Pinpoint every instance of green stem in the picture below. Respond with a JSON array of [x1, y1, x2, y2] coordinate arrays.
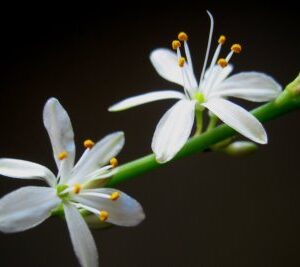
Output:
[[206, 114, 219, 132], [194, 108, 203, 136], [107, 75, 300, 187]]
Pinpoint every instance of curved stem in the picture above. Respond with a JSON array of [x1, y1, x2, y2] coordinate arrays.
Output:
[[194, 108, 203, 136], [107, 74, 300, 187], [206, 114, 218, 132]]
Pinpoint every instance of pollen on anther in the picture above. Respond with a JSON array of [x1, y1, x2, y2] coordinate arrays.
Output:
[[73, 184, 82, 194], [178, 57, 185, 67], [172, 40, 181, 50], [178, 32, 188, 41], [84, 139, 95, 149], [217, 58, 228, 68], [99, 211, 109, 222], [231, 44, 242, 53], [218, 35, 226, 44], [110, 191, 120, 201], [110, 157, 118, 168], [58, 151, 68, 160]]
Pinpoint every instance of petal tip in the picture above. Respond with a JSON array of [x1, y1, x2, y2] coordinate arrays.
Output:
[[108, 105, 118, 112], [154, 154, 171, 164]]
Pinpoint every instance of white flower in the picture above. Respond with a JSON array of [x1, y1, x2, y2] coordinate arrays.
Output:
[[109, 12, 282, 163], [0, 98, 145, 267]]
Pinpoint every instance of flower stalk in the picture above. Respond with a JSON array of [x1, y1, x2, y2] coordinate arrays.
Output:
[[194, 108, 203, 136]]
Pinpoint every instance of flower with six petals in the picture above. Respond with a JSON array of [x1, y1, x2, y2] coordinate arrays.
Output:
[[109, 12, 282, 163], [0, 98, 145, 267]]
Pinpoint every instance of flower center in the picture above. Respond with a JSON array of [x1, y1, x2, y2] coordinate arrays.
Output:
[[56, 184, 70, 199], [194, 92, 205, 104]]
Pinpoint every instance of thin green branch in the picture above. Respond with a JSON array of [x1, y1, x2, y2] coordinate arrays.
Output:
[[107, 73, 300, 187]]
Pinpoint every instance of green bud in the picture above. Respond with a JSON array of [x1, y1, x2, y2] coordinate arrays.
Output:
[[276, 72, 300, 105], [223, 141, 258, 157]]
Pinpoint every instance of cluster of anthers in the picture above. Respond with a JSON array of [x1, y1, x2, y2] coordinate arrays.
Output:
[[57, 139, 120, 222], [171, 31, 242, 101]]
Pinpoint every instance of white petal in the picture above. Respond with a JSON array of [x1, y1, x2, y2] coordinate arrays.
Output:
[[0, 186, 60, 233], [0, 158, 56, 187], [43, 98, 75, 180], [202, 98, 267, 144], [74, 188, 145, 227], [209, 72, 282, 102], [150, 48, 183, 86], [151, 99, 195, 163], [71, 132, 124, 184], [150, 48, 197, 88], [108, 90, 185, 111], [202, 65, 233, 96], [64, 203, 98, 267]]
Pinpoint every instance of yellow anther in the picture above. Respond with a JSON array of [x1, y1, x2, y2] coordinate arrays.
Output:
[[178, 32, 188, 41], [84, 139, 95, 149], [110, 157, 118, 168], [99, 211, 109, 222], [73, 184, 82, 194], [231, 44, 242, 53], [110, 191, 120, 201], [58, 151, 68, 160], [218, 35, 226, 44], [172, 40, 181, 50], [217, 58, 228, 68], [178, 57, 185, 67]]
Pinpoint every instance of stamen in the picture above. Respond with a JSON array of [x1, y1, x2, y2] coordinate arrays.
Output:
[[110, 191, 120, 201], [199, 11, 214, 84], [172, 40, 181, 50], [83, 139, 95, 149], [174, 42, 192, 98], [73, 184, 82, 194], [231, 44, 242, 53], [99, 211, 109, 222], [110, 157, 118, 168], [217, 58, 228, 68], [58, 151, 68, 160], [218, 35, 226, 44], [178, 32, 188, 41], [201, 35, 226, 94], [178, 57, 186, 67]]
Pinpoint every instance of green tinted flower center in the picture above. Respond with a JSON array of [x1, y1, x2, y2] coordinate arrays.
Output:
[[56, 184, 70, 200], [194, 92, 205, 104]]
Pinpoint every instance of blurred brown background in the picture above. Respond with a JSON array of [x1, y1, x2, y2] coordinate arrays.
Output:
[[0, 2, 299, 267]]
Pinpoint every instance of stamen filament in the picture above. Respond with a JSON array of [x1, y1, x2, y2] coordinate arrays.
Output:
[[199, 11, 214, 86], [79, 191, 111, 199], [225, 51, 234, 62], [201, 35, 226, 93], [183, 41, 194, 74], [72, 148, 90, 174], [178, 32, 194, 75], [175, 47, 191, 98], [73, 202, 101, 216], [73, 202, 109, 222]]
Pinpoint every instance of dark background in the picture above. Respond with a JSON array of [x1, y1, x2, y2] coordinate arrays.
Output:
[[0, 2, 299, 267]]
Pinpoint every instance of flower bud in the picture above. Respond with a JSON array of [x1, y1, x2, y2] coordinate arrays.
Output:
[[276, 72, 300, 106], [223, 141, 258, 157]]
